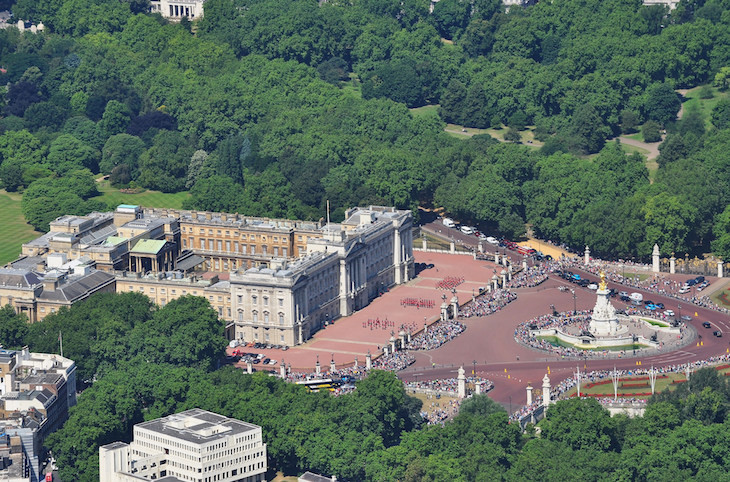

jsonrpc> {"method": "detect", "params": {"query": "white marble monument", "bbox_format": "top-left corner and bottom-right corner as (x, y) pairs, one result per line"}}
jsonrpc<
(589, 272), (622, 336)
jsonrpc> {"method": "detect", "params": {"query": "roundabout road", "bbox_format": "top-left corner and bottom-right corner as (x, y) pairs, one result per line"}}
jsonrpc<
(399, 267), (730, 409)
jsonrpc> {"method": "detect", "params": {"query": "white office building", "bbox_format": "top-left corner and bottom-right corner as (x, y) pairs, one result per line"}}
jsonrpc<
(100, 409), (267, 482)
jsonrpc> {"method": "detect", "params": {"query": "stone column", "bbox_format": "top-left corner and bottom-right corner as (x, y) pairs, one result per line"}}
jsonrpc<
(501, 269), (507, 287)
(287, 364), (292, 375)
(399, 330), (406, 348)
(584, 246), (590, 265)
(366, 351), (372, 370)
(424, 322), (428, 334)
(495, 252), (500, 264)
(393, 228), (402, 284)
(652, 244), (660, 273)
(330, 356), (336, 374)
(522, 258), (528, 271)
(422, 237), (427, 250)
(542, 374), (551, 409)
(526, 384), (533, 405)
(390, 335), (397, 353)
(508, 265), (513, 281)
(339, 258), (349, 315)
(450, 241), (455, 254)
(718, 260), (724, 278)
(279, 362), (286, 378)
(315, 356), (321, 375)
(492, 275), (499, 291)
(383, 346), (389, 356)
(354, 356), (359, 369)
(246, 361), (253, 374)
(457, 366), (466, 399)
(670, 254), (676, 274)
(451, 295), (459, 318)
(478, 242), (483, 253)
(475, 382), (481, 395)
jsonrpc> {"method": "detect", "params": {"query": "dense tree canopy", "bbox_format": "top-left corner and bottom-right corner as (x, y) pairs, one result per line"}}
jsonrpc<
(2, 0), (730, 261)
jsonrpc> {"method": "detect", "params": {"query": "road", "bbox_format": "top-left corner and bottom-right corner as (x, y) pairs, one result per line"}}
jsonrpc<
(399, 264), (730, 410)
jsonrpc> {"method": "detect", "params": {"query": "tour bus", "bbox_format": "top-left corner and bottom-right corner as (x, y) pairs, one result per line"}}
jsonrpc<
(516, 246), (536, 256)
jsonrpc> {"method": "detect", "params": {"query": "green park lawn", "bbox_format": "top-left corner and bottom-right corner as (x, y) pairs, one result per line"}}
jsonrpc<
(92, 180), (190, 210)
(682, 85), (729, 127)
(0, 191), (41, 266)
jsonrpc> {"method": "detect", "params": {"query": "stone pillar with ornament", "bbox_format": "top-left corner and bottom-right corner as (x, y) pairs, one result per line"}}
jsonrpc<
(652, 244), (660, 273)
(542, 374), (551, 409)
(457, 366), (466, 399)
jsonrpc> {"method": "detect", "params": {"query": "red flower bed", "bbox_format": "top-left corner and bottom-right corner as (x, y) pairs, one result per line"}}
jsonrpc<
(621, 383), (650, 388)
(672, 379), (688, 384)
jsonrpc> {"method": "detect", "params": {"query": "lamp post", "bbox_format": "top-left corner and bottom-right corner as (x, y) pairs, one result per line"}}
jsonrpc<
(472, 359), (477, 375)
(571, 289), (577, 315)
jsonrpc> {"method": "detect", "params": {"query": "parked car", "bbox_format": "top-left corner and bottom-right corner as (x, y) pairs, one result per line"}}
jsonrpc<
(679, 286), (691, 294)
(486, 236), (499, 245)
(442, 217), (455, 228)
(703, 321), (712, 328)
(619, 291), (628, 297)
(663, 309), (674, 317)
(460, 226), (476, 235)
(643, 300), (654, 306)
(620, 295), (631, 302)
(681, 315), (692, 322)
(654, 302), (665, 309)
(587, 283), (598, 290)
(478, 233), (487, 241)
(695, 276), (705, 283)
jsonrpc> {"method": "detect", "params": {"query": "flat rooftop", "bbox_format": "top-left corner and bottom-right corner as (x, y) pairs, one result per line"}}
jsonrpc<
(135, 408), (259, 445)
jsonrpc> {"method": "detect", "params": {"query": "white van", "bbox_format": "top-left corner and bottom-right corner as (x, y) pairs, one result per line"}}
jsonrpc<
(630, 292), (643, 302)
(442, 218), (455, 228)
(460, 226), (475, 235)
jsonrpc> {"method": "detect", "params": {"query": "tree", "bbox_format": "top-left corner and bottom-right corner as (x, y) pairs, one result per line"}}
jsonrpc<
(620, 109), (639, 134)
(183, 175), (245, 213)
(710, 98), (730, 129)
(4, 81), (42, 117)
(459, 394), (505, 417)
(714, 66), (730, 91)
(100, 134), (145, 175)
(317, 57), (349, 84)
(431, 0), (470, 39)
(645, 83), (681, 125)
(540, 398), (619, 452)
(571, 104), (610, 154)
(186, 149), (209, 189)
(137, 131), (192, 192)
(0, 305), (28, 349)
(24, 101), (68, 131)
(504, 127), (521, 142)
(642, 120), (662, 142)
(47, 134), (100, 174)
(711, 205), (730, 260)
(97, 100), (131, 139)
(642, 191), (697, 254)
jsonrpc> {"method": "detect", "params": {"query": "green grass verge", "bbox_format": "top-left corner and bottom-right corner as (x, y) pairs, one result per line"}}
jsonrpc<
(642, 318), (669, 327)
(537, 335), (648, 352)
(92, 181), (190, 210)
(410, 105), (440, 119)
(0, 190), (41, 266)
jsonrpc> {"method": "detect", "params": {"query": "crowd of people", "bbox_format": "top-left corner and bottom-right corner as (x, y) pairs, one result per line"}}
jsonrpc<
(401, 297), (436, 309)
(421, 398), (462, 426)
(371, 350), (416, 371)
(405, 320), (465, 350)
(506, 265), (550, 289)
(435, 276), (465, 290)
(404, 376), (494, 395)
(460, 289), (517, 318)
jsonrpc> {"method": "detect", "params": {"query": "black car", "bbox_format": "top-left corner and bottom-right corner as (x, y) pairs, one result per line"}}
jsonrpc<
(644, 300), (654, 305)
(654, 302), (664, 309)
(695, 276), (705, 283)
(703, 322), (712, 328)
(620, 295), (631, 302)
(714, 330), (723, 337)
